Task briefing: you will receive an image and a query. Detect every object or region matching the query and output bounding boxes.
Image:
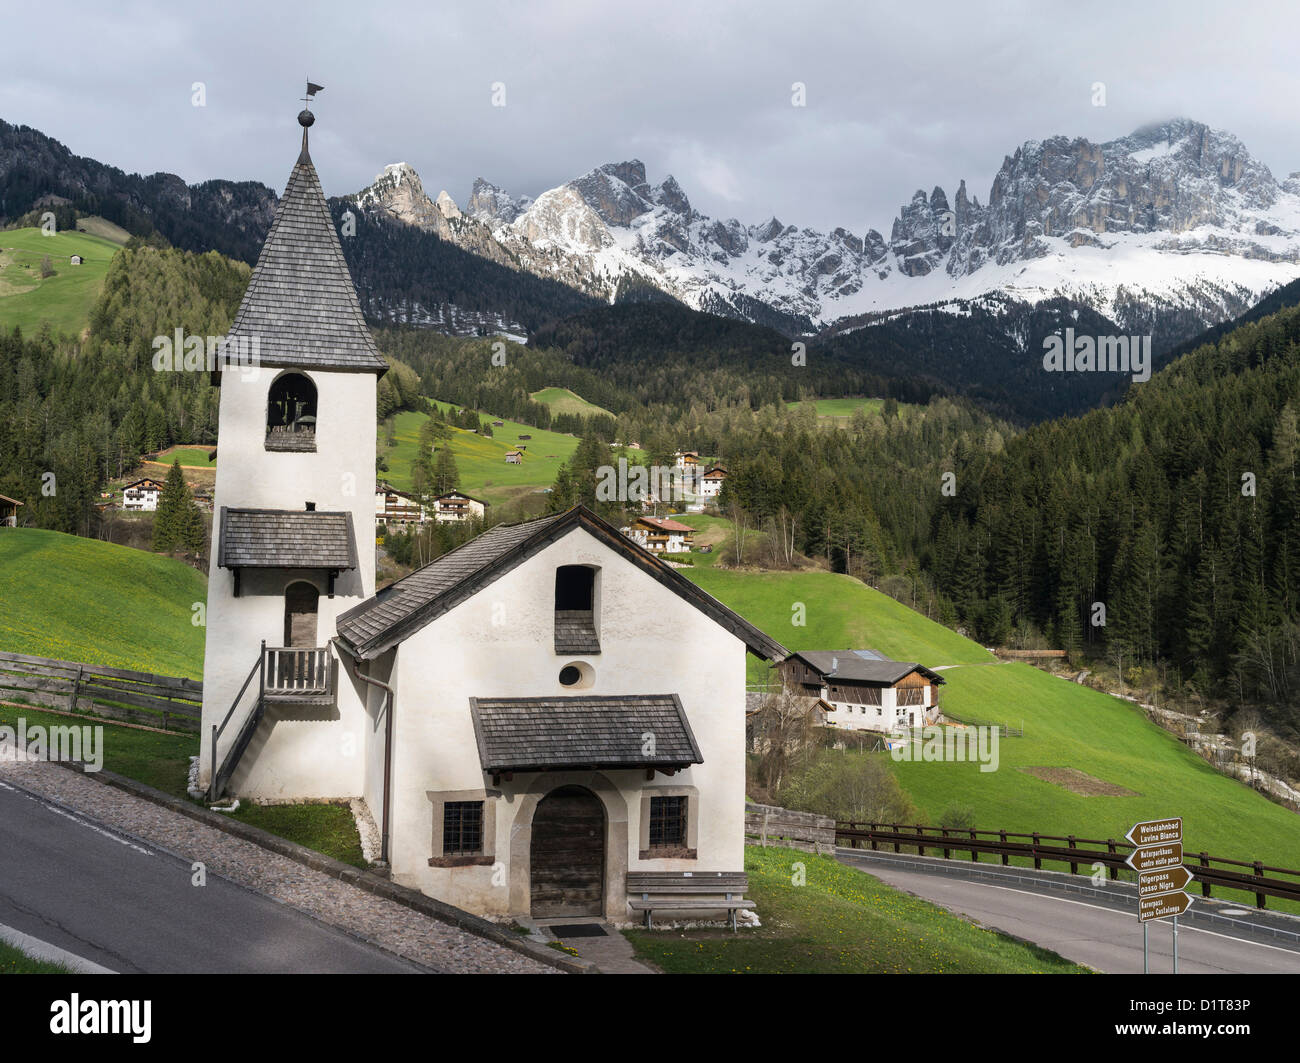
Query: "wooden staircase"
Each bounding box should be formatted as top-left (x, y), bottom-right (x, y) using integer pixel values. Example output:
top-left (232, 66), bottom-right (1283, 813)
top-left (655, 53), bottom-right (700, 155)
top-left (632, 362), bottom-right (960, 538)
top-left (209, 643), bottom-right (335, 800)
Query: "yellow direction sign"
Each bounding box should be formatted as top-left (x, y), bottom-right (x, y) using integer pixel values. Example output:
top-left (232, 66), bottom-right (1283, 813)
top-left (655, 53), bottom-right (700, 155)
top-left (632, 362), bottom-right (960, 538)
top-left (1126, 841), bottom-right (1183, 872)
top-left (1126, 818), bottom-right (1181, 847)
top-left (1139, 891), bottom-right (1193, 922)
top-left (1138, 865), bottom-right (1194, 898)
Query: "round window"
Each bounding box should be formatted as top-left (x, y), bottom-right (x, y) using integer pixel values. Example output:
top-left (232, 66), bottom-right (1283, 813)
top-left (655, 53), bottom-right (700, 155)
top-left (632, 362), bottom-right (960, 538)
top-left (559, 665), bottom-right (582, 686)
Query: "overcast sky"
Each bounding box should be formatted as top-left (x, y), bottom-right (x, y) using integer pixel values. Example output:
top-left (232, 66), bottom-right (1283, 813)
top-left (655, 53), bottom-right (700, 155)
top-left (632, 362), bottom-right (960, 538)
top-left (5, 0), bottom-right (1298, 234)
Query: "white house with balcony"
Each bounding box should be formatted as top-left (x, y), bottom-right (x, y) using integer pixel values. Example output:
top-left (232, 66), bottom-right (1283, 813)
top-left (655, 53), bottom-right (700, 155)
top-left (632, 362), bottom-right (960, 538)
top-left (433, 490), bottom-right (488, 523)
top-left (778, 649), bottom-right (944, 732)
top-left (122, 477), bottom-right (165, 511)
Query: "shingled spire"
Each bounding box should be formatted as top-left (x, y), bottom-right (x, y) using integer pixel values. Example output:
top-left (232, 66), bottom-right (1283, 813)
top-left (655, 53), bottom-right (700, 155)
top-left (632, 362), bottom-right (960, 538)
top-left (223, 101), bottom-right (387, 374)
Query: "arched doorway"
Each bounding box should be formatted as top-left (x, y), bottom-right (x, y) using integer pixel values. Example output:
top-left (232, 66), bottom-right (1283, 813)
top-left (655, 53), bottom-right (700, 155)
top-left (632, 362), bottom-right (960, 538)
top-left (530, 785), bottom-right (605, 917)
top-left (283, 581), bottom-right (319, 647)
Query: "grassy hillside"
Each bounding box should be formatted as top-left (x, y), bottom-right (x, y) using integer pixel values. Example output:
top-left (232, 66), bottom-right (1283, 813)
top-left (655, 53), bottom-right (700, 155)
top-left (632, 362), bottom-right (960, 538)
top-left (787, 396), bottom-right (887, 424)
top-left (379, 403), bottom-right (579, 507)
top-left (530, 386), bottom-right (613, 420)
top-left (0, 529), bottom-right (205, 678)
top-left (684, 562), bottom-right (1300, 876)
top-left (0, 227), bottom-right (121, 334)
top-left (683, 567), bottom-right (993, 677)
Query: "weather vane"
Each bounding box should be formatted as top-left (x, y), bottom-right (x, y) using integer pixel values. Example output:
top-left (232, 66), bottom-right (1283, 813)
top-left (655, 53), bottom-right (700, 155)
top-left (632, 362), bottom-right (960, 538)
top-left (301, 80), bottom-right (323, 110)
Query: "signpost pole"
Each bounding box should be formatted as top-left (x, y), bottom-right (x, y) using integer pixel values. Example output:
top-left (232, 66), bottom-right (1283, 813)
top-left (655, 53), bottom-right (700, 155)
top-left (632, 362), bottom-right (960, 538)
top-left (1143, 923), bottom-right (1149, 974)
top-left (1172, 915), bottom-right (1178, 974)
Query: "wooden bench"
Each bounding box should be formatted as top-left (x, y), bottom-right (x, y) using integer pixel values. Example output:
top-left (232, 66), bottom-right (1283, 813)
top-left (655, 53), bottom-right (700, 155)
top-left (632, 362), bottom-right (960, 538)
top-left (626, 871), bottom-right (754, 930)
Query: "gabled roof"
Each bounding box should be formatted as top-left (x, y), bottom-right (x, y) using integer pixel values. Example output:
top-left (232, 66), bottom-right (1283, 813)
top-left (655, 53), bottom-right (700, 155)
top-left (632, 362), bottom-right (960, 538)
top-left (218, 127), bottom-right (387, 375)
top-left (435, 490), bottom-right (489, 506)
top-left (335, 505), bottom-right (787, 661)
top-left (470, 694), bottom-right (702, 774)
top-left (0, 494), bottom-right (23, 506)
top-left (123, 478), bottom-right (165, 491)
top-left (636, 515), bottom-right (694, 533)
top-left (217, 507), bottom-right (358, 570)
top-left (790, 650), bottom-right (945, 686)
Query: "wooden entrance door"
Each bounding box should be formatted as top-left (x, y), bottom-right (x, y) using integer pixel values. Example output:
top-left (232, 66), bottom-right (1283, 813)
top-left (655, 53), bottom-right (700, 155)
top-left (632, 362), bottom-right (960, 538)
top-left (530, 786), bottom-right (605, 917)
top-left (283, 582), bottom-right (319, 648)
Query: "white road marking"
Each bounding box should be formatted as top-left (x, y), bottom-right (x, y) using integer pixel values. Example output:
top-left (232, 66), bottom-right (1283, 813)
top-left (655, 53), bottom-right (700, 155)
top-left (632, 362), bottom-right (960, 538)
top-left (0, 919), bottom-right (116, 974)
top-left (0, 777), bottom-right (154, 856)
top-left (889, 873), bottom-right (1300, 957)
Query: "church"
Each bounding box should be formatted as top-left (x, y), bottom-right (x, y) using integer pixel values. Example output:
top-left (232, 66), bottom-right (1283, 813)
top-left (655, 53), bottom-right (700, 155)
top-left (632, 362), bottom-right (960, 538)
top-left (199, 98), bottom-right (787, 921)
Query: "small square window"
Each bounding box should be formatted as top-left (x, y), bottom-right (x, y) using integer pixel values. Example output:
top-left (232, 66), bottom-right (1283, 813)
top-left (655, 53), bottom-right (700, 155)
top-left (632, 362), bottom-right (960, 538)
top-left (648, 795), bottom-right (688, 849)
top-left (443, 801), bottom-right (484, 855)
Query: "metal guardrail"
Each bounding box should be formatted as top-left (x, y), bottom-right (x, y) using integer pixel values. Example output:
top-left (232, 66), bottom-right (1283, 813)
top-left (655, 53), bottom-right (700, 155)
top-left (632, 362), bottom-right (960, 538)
top-left (835, 822), bottom-right (1300, 909)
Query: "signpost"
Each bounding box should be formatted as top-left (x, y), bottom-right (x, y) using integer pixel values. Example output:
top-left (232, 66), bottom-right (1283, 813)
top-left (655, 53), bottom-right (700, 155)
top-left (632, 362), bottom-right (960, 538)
top-left (1127, 818), bottom-right (1192, 973)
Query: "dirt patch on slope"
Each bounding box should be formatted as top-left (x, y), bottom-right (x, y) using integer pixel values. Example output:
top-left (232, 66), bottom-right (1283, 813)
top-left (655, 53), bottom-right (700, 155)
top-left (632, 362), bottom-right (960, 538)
top-left (1018, 766), bottom-right (1139, 797)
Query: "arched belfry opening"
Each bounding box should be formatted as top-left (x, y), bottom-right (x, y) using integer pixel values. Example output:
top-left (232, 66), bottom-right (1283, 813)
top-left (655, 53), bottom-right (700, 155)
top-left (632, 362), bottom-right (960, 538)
top-left (266, 372), bottom-right (317, 450)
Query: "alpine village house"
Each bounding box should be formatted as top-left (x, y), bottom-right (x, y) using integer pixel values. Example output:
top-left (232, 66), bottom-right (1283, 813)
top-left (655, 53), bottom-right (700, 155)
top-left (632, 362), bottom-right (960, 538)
top-left (199, 99), bottom-right (786, 924)
top-left (779, 650), bottom-right (944, 732)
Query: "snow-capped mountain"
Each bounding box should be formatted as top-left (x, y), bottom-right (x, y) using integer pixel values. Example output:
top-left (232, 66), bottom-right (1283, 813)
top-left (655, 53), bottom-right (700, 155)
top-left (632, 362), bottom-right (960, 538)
top-left (352, 119), bottom-right (1300, 337)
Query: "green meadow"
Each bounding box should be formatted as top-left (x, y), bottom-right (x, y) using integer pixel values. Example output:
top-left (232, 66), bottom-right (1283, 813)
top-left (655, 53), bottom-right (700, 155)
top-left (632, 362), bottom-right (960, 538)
top-left (786, 396), bottom-right (898, 425)
top-left (682, 567), bottom-right (994, 675)
top-left (0, 529), bottom-right (206, 678)
top-left (682, 560), bottom-right (1300, 881)
top-left (623, 844), bottom-right (1086, 973)
top-left (529, 386), bottom-right (613, 420)
top-left (0, 227), bottom-right (122, 335)
top-left (379, 403), bottom-right (580, 507)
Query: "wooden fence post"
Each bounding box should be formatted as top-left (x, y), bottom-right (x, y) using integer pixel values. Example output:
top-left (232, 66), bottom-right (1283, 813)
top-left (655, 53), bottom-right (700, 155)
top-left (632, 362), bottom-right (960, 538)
top-left (1107, 839), bottom-right (1118, 879)
top-left (1032, 832), bottom-right (1042, 870)
top-left (1199, 852), bottom-right (1211, 898)
top-left (69, 664), bottom-right (82, 713)
top-left (941, 827), bottom-right (950, 860)
top-left (1000, 830), bottom-right (1009, 866)
top-left (969, 828), bottom-right (978, 862)
top-left (1254, 861), bottom-right (1266, 909)
top-left (1067, 835), bottom-right (1078, 875)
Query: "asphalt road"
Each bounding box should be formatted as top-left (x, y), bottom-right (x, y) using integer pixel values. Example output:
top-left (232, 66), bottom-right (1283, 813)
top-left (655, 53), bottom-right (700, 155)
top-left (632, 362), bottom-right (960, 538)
top-left (841, 853), bottom-right (1300, 974)
top-left (0, 780), bottom-right (426, 973)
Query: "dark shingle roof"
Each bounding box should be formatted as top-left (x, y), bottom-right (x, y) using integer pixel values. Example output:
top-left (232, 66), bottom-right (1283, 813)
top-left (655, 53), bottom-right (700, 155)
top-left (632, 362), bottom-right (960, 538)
top-left (793, 651), bottom-right (944, 685)
top-left (217, 508), bottom-right (358, 569)
top-left (335, 505), bottom-right (787, 662)
top-left (469, 694), bottom-right (702, 773)
top-left (336, 513), bottom-right (563, 651)
top-left (221, 143), bottom-right (387, 374)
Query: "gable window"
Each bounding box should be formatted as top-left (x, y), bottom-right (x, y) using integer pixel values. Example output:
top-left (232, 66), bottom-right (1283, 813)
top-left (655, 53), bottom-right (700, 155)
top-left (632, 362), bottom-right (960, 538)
top-left (554, 564), bottom-right (600, 655)
top-left (266, 372), bottom-right (317, 452)
top-left (648, 795), bottom-right (688, 849)
top-left (443, 801), bottom-right (484, 856)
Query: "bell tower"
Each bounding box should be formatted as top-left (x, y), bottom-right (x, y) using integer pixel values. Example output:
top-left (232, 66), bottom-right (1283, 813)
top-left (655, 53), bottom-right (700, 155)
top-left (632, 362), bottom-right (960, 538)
top-left (200, 88), bottom-right (387, 800)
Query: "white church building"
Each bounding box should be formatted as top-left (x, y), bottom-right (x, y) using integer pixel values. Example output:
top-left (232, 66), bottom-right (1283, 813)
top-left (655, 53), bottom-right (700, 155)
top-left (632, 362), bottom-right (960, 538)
top-left (200, 101), bottom-right (786, 922)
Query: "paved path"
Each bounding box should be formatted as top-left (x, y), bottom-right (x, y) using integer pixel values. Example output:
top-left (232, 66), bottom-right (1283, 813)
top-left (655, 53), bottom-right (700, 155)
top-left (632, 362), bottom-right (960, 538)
top-left (534, 918), bottom-right (657, 974)
top-left (0, 752), bottom-right (554, 974)
top-left (839, 850), bottom-right (1300, 974)
top-left (0, 781), bottom-right (428, 973)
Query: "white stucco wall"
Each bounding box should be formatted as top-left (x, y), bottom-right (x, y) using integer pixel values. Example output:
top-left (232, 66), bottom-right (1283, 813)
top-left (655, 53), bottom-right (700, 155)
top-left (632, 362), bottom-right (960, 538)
top-left (199, 366), bottom-right (377, 799)
top-left (382, 527), bottom-right (749, 919)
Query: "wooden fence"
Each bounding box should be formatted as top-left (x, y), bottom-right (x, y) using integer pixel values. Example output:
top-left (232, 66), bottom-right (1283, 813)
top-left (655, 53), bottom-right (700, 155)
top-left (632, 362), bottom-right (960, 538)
top-left (745, 802), bottom-right (836, 854)
top-left (836, 822), bottom-right (1300, 910)
top-left (0, 650), bottom-right (202, 733)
